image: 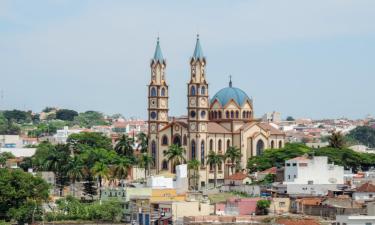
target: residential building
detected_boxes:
[335,215,375,225]
[284,156,344,196]
[270,198,290,214]
[53,126,84,143]
[262,111,281,124]
[353,182,375,201]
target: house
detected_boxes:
[224,197,261,216]
[224,172,252,186]
[284,156,344,196]
[353,182,375,201]
[335,215,375,225]
[269,198,290,214]
[293,197,322,214]
[257,167,277,181]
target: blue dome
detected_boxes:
[211,86,251,107]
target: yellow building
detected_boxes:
[147,36,285,188]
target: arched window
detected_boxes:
[271,140,274,149]
[218,162,223,172]
[161,87,166,96]
[162,135,168,145]
[226,111,229,118]
[279,140,283,149]
[183,135,187,146]
[173,135,181,146]
[191,86,196,96]
[218,111,222,118]
[209,139,213,151]
[201,141,205,165]
[230,111,234,118]
[246,111,250,118]
[256,140,265,156]
[243,111,246,118]
[162,160,168,170]
[249,111,252,118]
[151,87,157,97]
[235,111,239,118]
[201,86,206,95]
[227,139,231,149]
[218,140,222,153]
[151,140,156,166]
[214,111,218,119]
[191,140,196,160]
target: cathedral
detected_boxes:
[147,36,285,187]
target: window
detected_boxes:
[201,111,206,118]
[183,135,187,146]
[292,163,297,166]
[308,180,314,185]
[226,111,229,118]
[256,140,264,156]
[201,141,205,165]
[242,111,246,118]
[150,111,157,119]
[286,163,291,166]
[190,110,196,118]
[161,87,166,96]
[151,87,157,97]
[218,111,222,118]
[271,140,274,149]
[288,175,290,179]
[279,202,286,207]
[235,111,239,118]
[191,140,196,160]
[227,139,230,149]
[218,140,222,152]
[209,139,213,151]
[294,175,296,178]
[162,135,168,145]
[151,141,156,166]
[201,86,206,95]
[299,163,308,167]
[191,86,196,95]
[214,111,217,119]
[279,140,282,148]
[230,110,234,118]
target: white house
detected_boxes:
[54,126,84,144]
[353,183,375,201]
[335,215,375,225]
[284,156,344,196]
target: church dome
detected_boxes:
[210,82,251,107]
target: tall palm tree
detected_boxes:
[137,132,148,153]
[164,144,186,173]
[138,153,154,180]
[187,159,200,190]
[67,156,84,197]
[225,146,242,174]
[91,161,110,199]
[206,151,224,188]
[114,134,135,157]
[112,156,131,187]
[328,131,346,149]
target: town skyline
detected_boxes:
[1,1,375,119]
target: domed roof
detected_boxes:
[211,81,251,107]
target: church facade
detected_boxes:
[147,36,285,187]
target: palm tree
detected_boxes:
[91,161,110,199]
[67,156,84,197]
[137,132,148,153]
[114,134,135,157]
[164,144,186,173]
[112,156,131,187]
[225,146,242,174]
[187,159,200,190]
[206,151,224,188]
[138,153,154,180]
[328,131,346,149]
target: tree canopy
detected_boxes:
[347,126,375,148]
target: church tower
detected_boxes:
[148,38,169,171]
[187,35,209,166]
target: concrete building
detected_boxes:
[284,156,344,196]
[353,182,375,201]
[53,126,84,144]
[270,198,290,214]
[335,215,375,225]
[262,111,281,124]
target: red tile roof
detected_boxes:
[259,167,277,174]
[226,172,248,180]
[356,182,375,192]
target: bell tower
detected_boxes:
[148,38,169,172]
[187,35,209,165]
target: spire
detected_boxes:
[229,75,232,87]
[153,37,164,63]
[193,34,204,60]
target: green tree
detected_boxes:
[74,111,109,128]
[206,151,224,188]
[328,131,346,149]
[112,156,131,186]
[0,169,50,223]
[91,161,110,199]
[187,159,200,190]
[67,156,84,197]
[137,132,148,153]
[164,144,186,173]
[67,132,112,153]
[256,200,271,215]
[138,153,154,180]
[0,152,15,167]
[347,126,375,148]
[56,109,78,121]
[286,116,295,121]
[225,146,242,174]
[114,134,135,159]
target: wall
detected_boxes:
[286,184,338,196]
[353,192,375,201]
[270,198,290,214]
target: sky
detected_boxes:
[0,0,374,120]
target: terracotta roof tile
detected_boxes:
[226,172,248,180]
[207,122,231,134]
[259,167,277,174]
[356,182,375,192]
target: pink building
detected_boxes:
[225,197,261,215]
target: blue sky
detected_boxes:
[0,0,374,119]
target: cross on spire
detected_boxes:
[229,75,232,87]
